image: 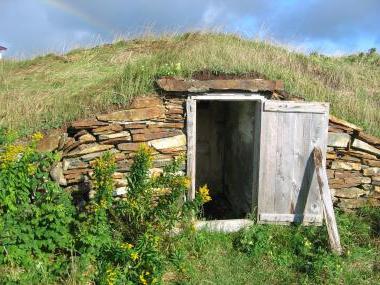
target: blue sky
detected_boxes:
[0,0,379,58]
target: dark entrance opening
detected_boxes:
[195,100,258,220]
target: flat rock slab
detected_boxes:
[329,115,362,132]
[37,129,62,152]
[65,144,114,158]
[148,134,186,150]
[352,138,380,156]
[333,187,369,199]
[156,77,284,92]
[327,132,351,148]
[97,107,165,122]
[331,161,361,171]
[70,119,107,129]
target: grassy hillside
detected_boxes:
[1,33,379,137]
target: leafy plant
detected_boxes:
[0,131,75,283]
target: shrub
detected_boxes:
[0,131,75,283]
[76,145,203,284]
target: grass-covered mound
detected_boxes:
[1,33,379,137]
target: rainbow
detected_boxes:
[43,0,112,32]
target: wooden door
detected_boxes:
[257,101,329,225]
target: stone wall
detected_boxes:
[38,94,380,211]
[39,95,186,201]
[326,116,380,210]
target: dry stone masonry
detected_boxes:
[327,115,380,210]
[36,78,380,211]
[38,95,186,201]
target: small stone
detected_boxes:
[372,176,380,182]
[58,133,68,150]
[334,171,361,178]
[65,144,114,158]
[148,134,186,150]
[157,146,186,154]
[62,158,88,170]
[375,186,380,193]
[112,172,124,179]
[78,133,96,143]
[98,131,131,141]
[93,124,123,135]
[361,184,374,191]
[114,187,128,196]
[331,161,361,171]
[327,169,335,179]
[132,131,182,142]
[81,148,119,162]
[327,132,350,148]
[37,130,62,152]
[361,177,372,184]
[334,187,369,199]
[338,198,368,209]
[117,142,144,152]
[329,176,364,189]
[122,122,148,129]
[363,167,380,176]
[326,152,337,160]
[149,168,164,177]
[362,159,380,167]
[70,119,107,129]
[50,162,67,186]
[115,179,128,187]
[352,139,380,156]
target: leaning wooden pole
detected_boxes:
[313,147,342,255]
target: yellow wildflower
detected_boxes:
[27,163,38,175]
[182,177,191,188]
[31,132,44,141]
[139,273,148,285]
[120,243,133,250]
[0,144,25,165]
[198,184,212,203]
[106,267,117,285]
[130,252,139,261]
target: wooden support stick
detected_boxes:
[313,147,342,255]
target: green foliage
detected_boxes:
[75,146,200,284]
[0,131,75,284]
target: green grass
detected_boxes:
[165,208,380,284]
[1,32,379,137]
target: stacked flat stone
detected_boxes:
[327,115,380,210]
[38,95,186,198]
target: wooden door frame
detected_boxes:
[186,93,265,214]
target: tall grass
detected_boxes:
[0,33,379,137]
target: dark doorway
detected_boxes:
[195,100,258,219]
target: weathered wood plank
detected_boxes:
[251,101,262,213]
[264,101,329,113]
[258,111,278,218]
[190,94,266,101]
[305,113,328,217]
[186,99,196,200]
[259,213,323,224]
[274,113,294,214]
[313,147,342,255]
[156,78,284,93]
